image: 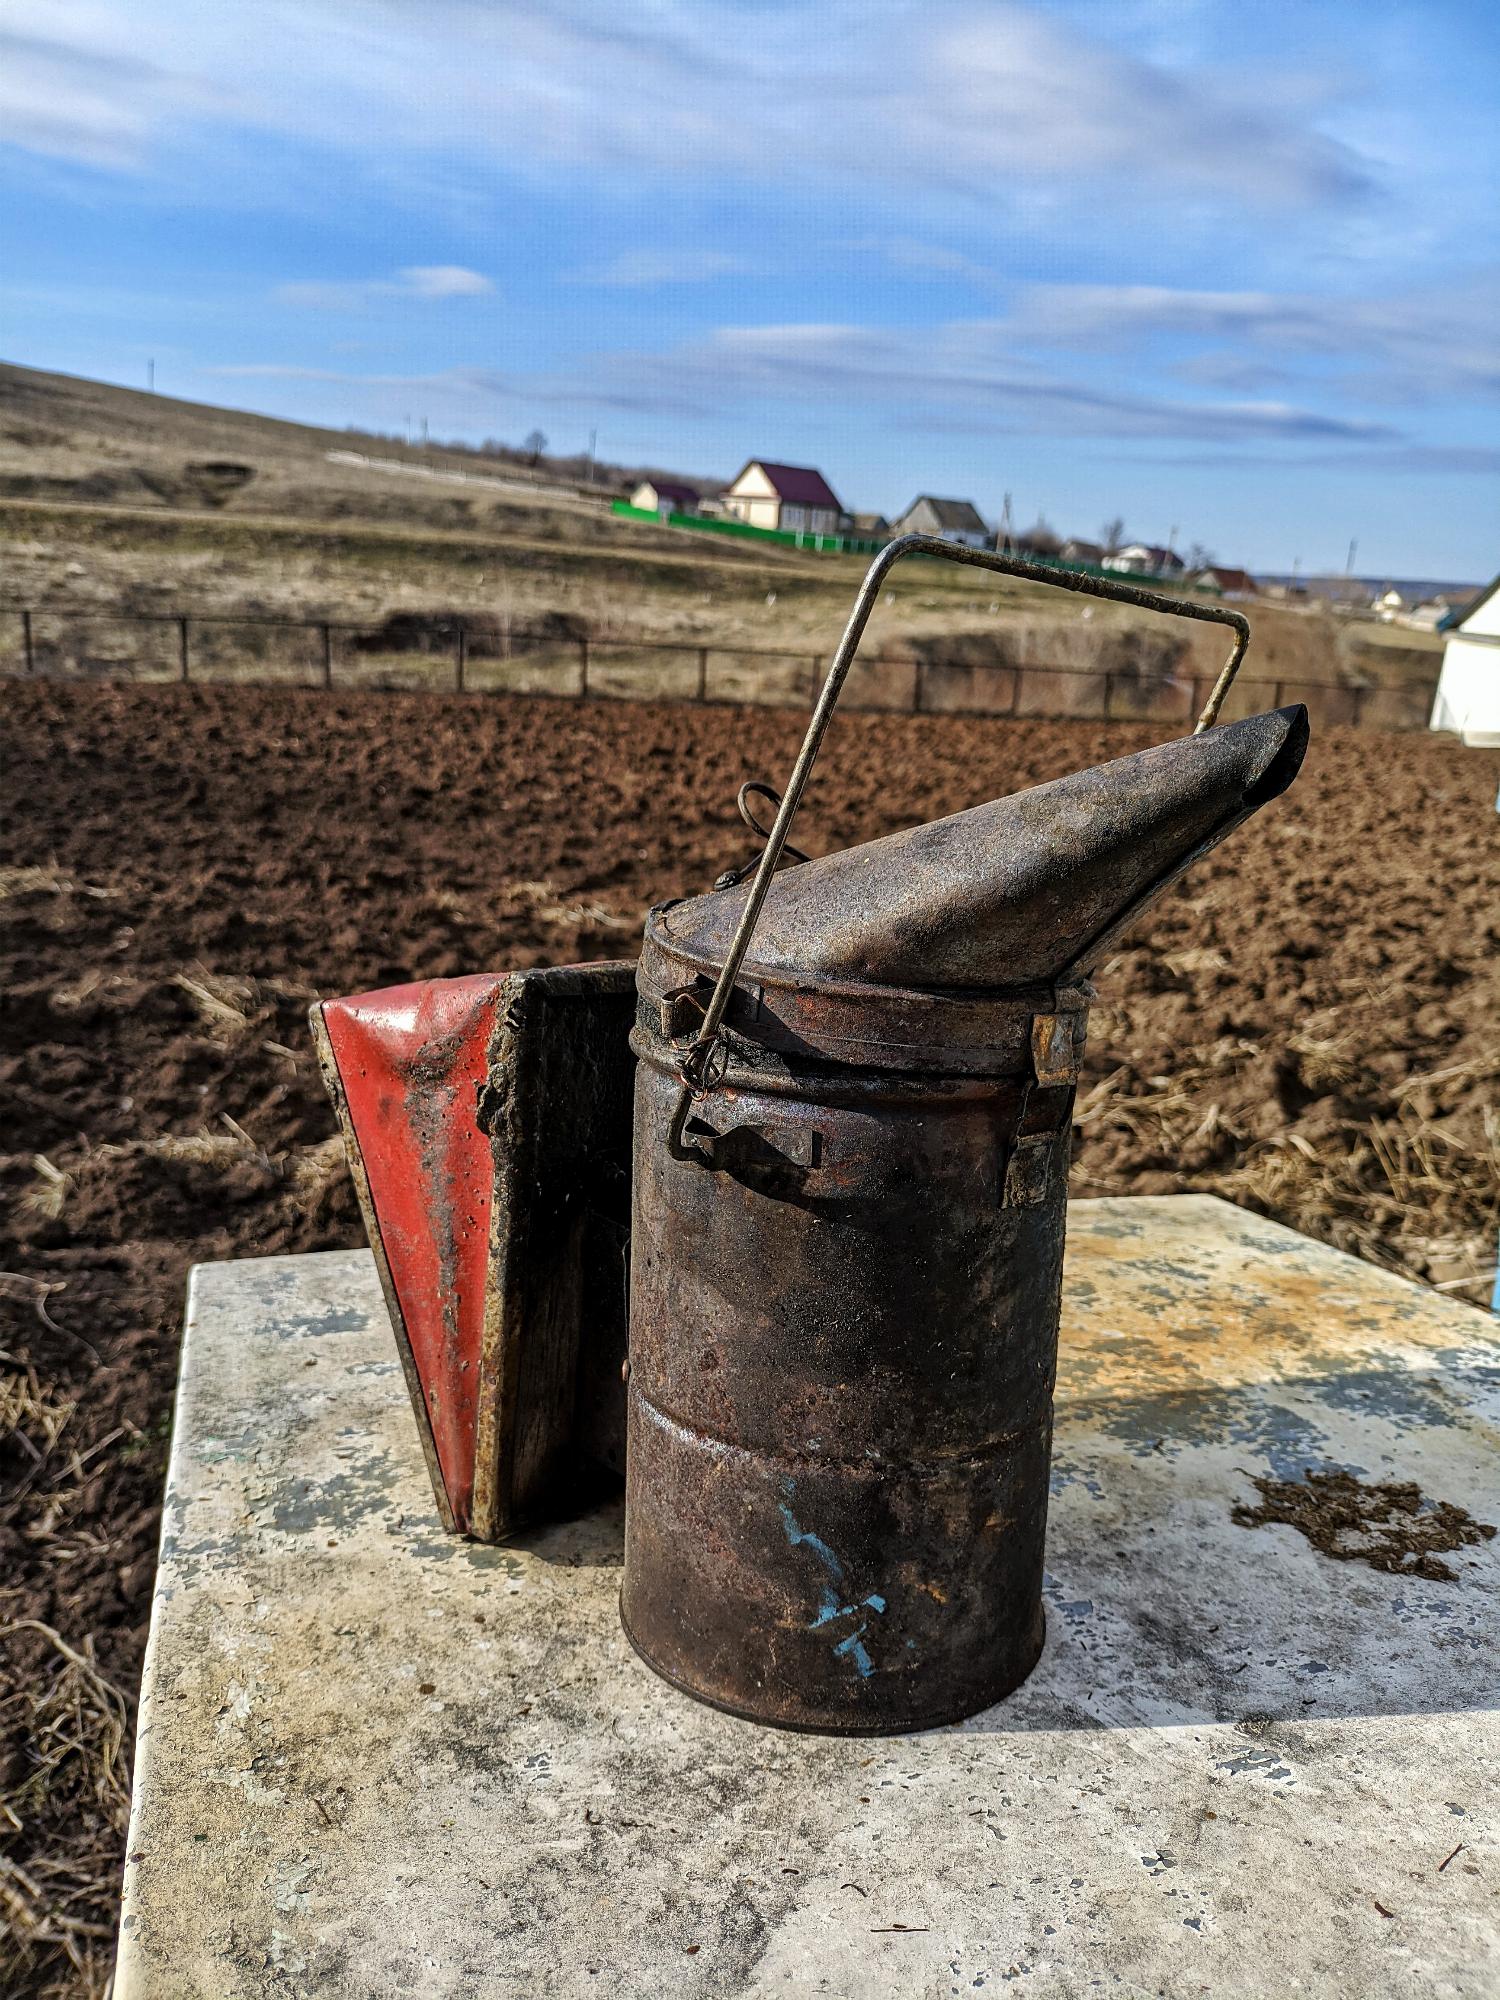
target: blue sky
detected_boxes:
[1,0,1496,577]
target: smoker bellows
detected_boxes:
[313,534,1309,1732]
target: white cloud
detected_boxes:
[274,265,493,310]
[1002,278,1500,402]
[0,1,1380,218]
[579,249,760,287]
[400,264,492,298]
[209,318,1403,448]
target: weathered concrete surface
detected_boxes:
[116,1196,1499,1998]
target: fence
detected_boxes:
[1,606,1438,730]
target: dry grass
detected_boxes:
[1,1346,132,1999]
[18,1128,347,1231]
[0,869,117,904]
[503,879,637,931]
[171,970,258,1036]
[1075,1028,1500,1307]
[0,1622,131,2000]
[20,1160,72,1225]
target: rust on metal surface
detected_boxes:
[670,533,1257,1108]
[624,975,1080,1731]
[664,706,1308,993]
[622,538,1309,1733]
[312,962,636,1543]
[472,961,637,1538]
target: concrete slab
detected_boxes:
[116,1196,1499,1998]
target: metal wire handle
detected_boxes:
[712,781,811,891]
[669,533,1251,1146]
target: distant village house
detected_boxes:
[1010,521,1064,560]
[631,478,700,517]
[891,496,990,550]
[1430,576,1500,746]
[1193,566,1258,597]
[1103,544,1185,577]
[721,460,843,535]
[1400,594,1460,632]
[1059,537,1103,566]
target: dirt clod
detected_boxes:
[1232,1468,1497,1580]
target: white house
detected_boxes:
[631,478,700,517]
[1375,587,1406,622]
[1400,595,1459,632]
[721,460,843,535]
[1103,544,1185,577]
[1429,576,1500,746]
[890,496,990,549]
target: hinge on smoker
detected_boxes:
[1002,1011,1083,1210]
[659,976,762,1040]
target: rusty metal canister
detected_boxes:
[619,535,1307,1734]
[622,933,1091,1732]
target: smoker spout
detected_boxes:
[665,706,1308,991]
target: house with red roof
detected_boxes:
[721,459,843,535]
[630,477,701,516]
[1192,565,1258,597]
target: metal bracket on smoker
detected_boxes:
[668,533,1252,1163]
[1002,1011,1083,1211]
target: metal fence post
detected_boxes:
[21,609,33,674]
[456,623,467,694]
[578,635,589,698]
[1009,669,1022,718]
[321,623,333,689]
[913,659,926,714]
[1272,679,1284,709]
[1102,670,1114,722]
[696,647,708,701]
[178,615,190,682]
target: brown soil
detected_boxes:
[1233,1469,1496,1581]
[2,684,1498,1995]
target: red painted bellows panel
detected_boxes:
[320,975,505,1531]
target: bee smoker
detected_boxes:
[621,535,1308,1733]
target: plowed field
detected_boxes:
[3,682,1497,1995]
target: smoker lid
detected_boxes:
[659,706,1308,992]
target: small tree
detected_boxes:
[1100,516,1125,554]
[1185,543,1214,572]
[524,429,548,466]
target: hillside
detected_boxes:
[0,360,1443,706]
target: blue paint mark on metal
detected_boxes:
[778,1502,846,1587]
[779,1490,888,1680]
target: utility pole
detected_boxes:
[147,357,155,394]
[1345,537,1358,579]
[997,492,1013,554]
[587,426,597,484]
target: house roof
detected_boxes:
[900,495,988,534]
[1117,544,1183,567]
[640,479,699,507]
[1196,566,1257,593]
[735,460,842,509]
[1439,574,1499,632]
